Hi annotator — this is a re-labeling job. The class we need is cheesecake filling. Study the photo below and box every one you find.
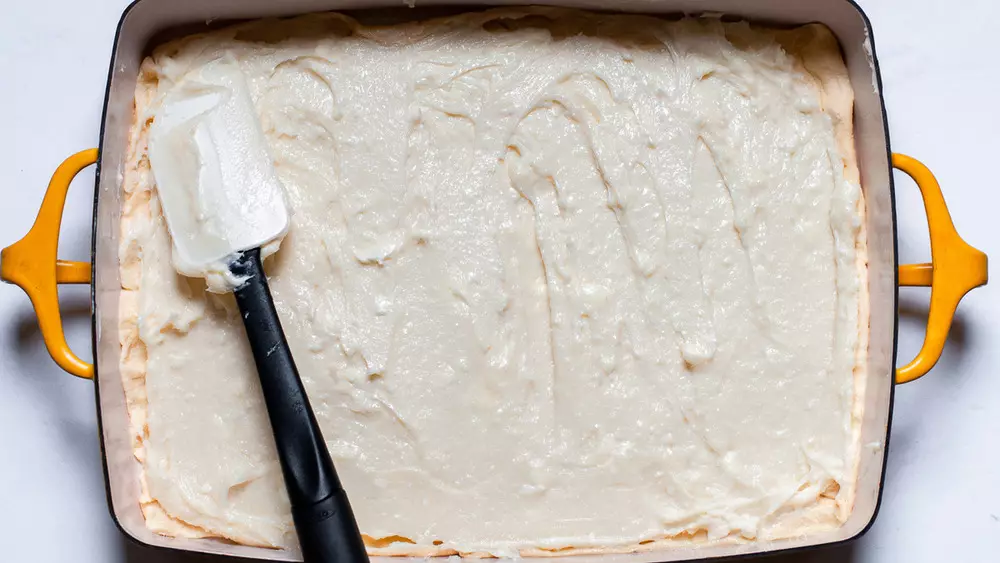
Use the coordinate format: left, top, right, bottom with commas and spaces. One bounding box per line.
120, 8, 866, 556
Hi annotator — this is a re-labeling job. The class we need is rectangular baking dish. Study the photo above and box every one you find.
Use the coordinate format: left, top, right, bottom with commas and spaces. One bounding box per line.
0, 0, 988, 561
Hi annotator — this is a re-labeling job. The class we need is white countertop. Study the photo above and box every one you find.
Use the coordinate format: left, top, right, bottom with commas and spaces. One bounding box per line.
1, 1, 997, 561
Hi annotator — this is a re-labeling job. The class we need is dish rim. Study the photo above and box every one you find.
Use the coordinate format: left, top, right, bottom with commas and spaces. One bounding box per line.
88, 0, 898, 560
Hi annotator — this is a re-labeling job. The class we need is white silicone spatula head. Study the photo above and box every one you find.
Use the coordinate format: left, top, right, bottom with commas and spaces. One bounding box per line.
147, 56, 288, 288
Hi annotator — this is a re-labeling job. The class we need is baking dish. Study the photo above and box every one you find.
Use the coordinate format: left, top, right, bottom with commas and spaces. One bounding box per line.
0, 0, 988, 561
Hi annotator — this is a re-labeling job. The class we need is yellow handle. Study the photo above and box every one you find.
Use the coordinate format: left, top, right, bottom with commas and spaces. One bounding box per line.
894, 153, 987, 384
1, 149, 97, 379
0, 149, 986, 385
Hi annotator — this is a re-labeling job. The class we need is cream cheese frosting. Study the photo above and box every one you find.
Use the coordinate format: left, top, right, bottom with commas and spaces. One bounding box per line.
119, 8, 867, 556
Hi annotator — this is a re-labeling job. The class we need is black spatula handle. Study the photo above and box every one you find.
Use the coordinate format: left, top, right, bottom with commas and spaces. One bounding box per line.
231, 248, 368, 563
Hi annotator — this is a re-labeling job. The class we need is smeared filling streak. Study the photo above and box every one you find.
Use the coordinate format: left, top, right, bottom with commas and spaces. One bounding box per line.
119, 7, 865, 556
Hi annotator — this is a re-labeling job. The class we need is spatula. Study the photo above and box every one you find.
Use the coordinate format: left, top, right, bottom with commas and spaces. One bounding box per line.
147, 57, 369, 563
